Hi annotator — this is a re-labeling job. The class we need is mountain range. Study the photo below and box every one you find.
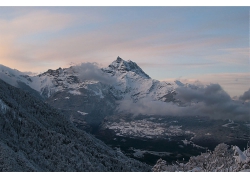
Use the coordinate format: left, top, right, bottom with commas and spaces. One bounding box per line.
1, 57, 249, 127
0, 57, 249, 171
0, 57, 181, 129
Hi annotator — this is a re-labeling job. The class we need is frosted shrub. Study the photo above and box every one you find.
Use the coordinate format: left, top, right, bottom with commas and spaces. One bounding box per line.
152, 143, 250, 172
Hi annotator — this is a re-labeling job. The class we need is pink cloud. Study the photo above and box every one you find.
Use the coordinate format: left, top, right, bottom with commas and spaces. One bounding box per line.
0, 7, 247, 90
0, 10, 75, 37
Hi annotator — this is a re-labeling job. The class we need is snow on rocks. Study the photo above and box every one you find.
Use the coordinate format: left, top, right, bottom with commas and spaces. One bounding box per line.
233, 146, 250, 164
77, 111, 88, 116
152, 143, 250, 172
0, 57, 179, 105
69, 90, 81, 95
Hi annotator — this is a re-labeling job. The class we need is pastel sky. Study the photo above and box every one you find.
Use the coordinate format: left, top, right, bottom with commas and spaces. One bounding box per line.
0, 7, 249, 97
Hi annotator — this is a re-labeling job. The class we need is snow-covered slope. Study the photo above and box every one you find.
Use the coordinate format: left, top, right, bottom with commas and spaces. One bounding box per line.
0, 64, 108, 99
103, 56, 150, 79
0, 57, 184, 130
1, 57, 248, 121
0, 64, 43, 99
0, 64, 33, 88
0, 78, 150, 172
102, 57, 178, 103
30, 67, 89, 98
0, 57, 181, 103
31, 66, 112, 99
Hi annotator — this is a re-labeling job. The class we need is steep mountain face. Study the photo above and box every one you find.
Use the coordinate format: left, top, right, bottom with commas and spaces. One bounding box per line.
0, 79, 150, 171
102, 57, 177, 103
102, 56, 150, 79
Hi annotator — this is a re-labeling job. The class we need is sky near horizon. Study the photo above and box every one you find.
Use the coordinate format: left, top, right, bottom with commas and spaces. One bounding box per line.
0, 6, 249, 97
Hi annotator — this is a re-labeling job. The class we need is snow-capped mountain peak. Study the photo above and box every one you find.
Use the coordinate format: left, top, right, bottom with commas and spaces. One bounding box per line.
0, 58, 177, 103
38, 67, 64, 77
102, 56, 150, 79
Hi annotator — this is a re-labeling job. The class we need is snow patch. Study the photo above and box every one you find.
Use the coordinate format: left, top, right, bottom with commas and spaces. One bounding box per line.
131, 148, 171, 158
222, 119, 238, 128
233, 146, 250, 164
69, 90, 81, 95
93, 89, 104, 98
182, 139, 206, 149
77, 111, 88, 116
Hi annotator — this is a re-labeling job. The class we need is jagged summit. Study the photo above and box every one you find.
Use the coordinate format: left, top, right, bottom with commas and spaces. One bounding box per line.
103, 56, 150, 79
38, 67, 64, 77
116, 56, 122, 62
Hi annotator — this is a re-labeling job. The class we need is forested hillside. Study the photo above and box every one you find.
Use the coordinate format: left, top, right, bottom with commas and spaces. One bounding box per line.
0, 79, 150, 171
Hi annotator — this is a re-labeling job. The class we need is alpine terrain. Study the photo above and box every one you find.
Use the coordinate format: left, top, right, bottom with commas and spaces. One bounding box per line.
0, 57, 249, 171
0, 78, 150, 171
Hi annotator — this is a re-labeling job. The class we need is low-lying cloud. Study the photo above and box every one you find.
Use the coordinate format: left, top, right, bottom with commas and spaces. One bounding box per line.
239, 88, 250, 102
175, 83, 231, 106
118, 83, 250, 121
72, 63, 117, 85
